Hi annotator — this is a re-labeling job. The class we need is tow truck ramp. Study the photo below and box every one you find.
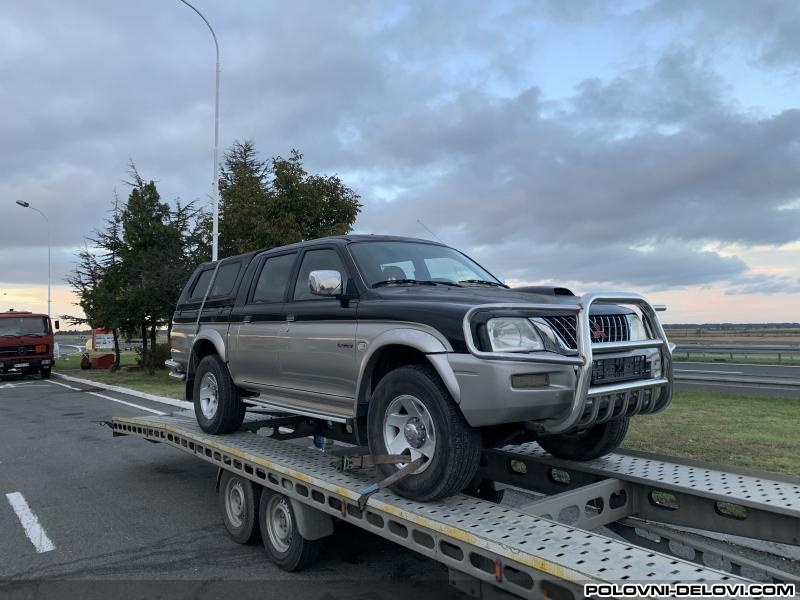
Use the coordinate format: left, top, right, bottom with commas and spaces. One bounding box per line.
110, 413, 799, 599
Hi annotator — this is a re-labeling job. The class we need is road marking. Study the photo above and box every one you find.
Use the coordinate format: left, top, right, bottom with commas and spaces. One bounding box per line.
45, 380, 81, 391
45, 380, 170, 415
0, 381, 37, 389
675, 361, 800, 369
675, 369, 744, 375
87, 391, 168, 416
5, 492, 56, 553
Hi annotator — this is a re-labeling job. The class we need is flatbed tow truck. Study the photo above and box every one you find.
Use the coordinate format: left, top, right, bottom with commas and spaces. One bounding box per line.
109, 411, 799, 599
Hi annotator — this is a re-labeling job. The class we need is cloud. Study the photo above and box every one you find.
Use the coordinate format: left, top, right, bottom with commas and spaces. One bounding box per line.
725, 273, 800, 296
0, 0, 798, 318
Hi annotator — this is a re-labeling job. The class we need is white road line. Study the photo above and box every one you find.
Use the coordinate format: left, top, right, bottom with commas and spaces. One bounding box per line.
5, 492, 56, 553
45, 380, 81, 391
46, 380, 168, 415
87, 391, 168, 415
677, 381, 800, 392
675, 369, 744, 375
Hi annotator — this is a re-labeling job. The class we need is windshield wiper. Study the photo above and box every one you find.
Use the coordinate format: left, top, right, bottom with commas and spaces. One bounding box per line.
372, 279, 438, 288
459, 279, 509, 288
24, 333, 45, 337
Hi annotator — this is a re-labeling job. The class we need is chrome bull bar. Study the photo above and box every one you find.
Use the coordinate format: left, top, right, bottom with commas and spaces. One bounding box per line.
461, 292, 674, 434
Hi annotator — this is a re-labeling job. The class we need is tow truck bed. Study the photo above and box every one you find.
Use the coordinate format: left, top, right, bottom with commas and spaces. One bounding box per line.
110, 412, 800, 599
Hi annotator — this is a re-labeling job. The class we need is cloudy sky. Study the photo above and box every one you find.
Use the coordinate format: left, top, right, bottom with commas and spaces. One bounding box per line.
1, 0, 799, 323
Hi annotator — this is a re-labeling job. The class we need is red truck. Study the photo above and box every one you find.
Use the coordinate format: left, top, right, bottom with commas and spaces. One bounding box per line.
0, 310, 58, 379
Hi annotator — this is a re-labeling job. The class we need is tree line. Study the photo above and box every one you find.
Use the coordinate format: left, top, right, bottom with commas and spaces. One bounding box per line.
66, 141, 361, 373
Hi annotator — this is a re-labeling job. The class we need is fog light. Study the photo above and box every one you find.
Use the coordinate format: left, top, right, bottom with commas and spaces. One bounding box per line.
511, 373, 549, 389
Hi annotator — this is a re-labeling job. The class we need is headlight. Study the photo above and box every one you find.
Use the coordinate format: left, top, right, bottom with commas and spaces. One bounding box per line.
486, 318, 544, 352
626, 314, 648, 341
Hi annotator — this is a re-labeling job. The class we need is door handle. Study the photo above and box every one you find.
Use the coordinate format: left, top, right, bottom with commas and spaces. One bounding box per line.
286, 315, 296, 323
242, 315, 252, 323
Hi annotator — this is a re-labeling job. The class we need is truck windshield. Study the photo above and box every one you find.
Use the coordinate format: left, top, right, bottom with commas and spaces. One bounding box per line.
0, 316, 49, 336
349, 241, 503, 288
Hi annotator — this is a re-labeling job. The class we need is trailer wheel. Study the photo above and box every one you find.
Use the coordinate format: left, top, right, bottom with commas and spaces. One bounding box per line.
367, 365, 482, 502
259, 491, 323, 572
219, 471, 261, 544
537, 416, 630, 461
40, 367, 51, 379
193, 355, 245, 434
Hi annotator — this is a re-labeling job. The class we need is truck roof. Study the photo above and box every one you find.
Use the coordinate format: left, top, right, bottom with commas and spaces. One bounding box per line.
0, 311, 47, 318
196, 234, 445, 269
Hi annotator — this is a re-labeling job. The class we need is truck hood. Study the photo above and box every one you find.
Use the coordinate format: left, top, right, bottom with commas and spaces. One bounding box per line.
370, 285, 633, 315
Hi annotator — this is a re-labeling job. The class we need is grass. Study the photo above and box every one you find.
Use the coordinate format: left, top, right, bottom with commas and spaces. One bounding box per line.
55, 350, 184, 399
667, 327, 800, 346
57, 367, 184, 399
624, 389, 800, 476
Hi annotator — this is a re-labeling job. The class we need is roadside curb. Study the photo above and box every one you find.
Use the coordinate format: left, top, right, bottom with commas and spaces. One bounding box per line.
53, 371, 193, 411
675, 373, 800, 388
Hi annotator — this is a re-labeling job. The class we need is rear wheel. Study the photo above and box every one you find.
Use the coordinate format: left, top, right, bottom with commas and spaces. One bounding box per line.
193, 355, 245, 434
367, 365, 482, 502
40, 367, 51, 379
259, 491, 323, 571
537, 417, 629, 461
219, 471, 261, 544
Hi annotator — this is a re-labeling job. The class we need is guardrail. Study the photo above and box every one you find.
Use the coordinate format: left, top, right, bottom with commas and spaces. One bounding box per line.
674, 343, 800, 363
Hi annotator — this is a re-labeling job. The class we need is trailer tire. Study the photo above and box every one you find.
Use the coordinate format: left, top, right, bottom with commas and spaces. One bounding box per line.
219, 471, 261, 544
537, 416, 630, 461
40, 367, 51, 379
193, 355, 245, 434
259, 491, 323, 572
367, 365, 482, 502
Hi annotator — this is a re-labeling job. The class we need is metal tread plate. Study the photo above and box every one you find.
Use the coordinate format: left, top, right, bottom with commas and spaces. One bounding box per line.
112, 413, 750, 590
495, 444, 800, 517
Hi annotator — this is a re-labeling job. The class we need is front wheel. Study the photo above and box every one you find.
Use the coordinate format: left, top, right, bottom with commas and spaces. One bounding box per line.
193, 355, 245, 434
367, 365, 482, 502
537, 416, 629, 461
40, 367, 52, 379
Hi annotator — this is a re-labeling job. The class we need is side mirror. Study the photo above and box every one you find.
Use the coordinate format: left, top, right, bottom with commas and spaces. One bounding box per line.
309, 270, 342, 297
54, 319, 60, 330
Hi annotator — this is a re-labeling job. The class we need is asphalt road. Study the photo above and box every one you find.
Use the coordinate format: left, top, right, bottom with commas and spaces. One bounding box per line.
0, 376, 461, 600
673, 361, 800, 398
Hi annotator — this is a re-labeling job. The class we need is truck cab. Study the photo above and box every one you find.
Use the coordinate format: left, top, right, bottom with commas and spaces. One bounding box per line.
0, 310, 56, 379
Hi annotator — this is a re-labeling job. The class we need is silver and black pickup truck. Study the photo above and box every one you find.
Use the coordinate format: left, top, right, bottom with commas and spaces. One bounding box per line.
167, 235, 674, 501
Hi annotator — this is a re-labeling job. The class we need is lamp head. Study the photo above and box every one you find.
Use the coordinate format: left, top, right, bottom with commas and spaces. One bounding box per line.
15, 200, 30, 208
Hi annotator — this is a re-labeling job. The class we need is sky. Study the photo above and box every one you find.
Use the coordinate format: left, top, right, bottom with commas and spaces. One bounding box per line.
1, 0, 799, 324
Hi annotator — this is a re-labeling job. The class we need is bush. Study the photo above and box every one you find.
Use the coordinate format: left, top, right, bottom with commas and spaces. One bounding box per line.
135, 343, 172, 370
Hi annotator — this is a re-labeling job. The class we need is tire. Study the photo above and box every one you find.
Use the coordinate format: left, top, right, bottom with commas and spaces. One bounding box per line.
40, 367, 51, 379
537, 417, 630, 461
219, 471, 261, 544
193, 355, 245, 434
366, 365, 482, 502
259, 491, 323, 572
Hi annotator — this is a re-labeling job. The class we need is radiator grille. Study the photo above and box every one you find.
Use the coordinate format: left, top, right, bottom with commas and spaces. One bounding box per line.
543, 315, 630, 349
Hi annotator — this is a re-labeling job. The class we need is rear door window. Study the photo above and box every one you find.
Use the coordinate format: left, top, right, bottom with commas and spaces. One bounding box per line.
252, 253, 297, 303
210, 262, 241, 297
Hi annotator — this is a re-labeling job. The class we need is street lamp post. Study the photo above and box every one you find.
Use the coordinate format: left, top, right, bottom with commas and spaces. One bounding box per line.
15, 200, 51, 317
178, 0, 220, 262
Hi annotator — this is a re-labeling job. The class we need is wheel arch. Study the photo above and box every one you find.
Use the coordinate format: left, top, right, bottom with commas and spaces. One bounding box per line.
185, 333, 226, 401
355, 329, 460, 411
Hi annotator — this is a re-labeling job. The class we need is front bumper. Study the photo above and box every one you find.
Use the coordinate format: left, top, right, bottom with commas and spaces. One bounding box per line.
2, 357, 51, 374
459, 292, 673, 434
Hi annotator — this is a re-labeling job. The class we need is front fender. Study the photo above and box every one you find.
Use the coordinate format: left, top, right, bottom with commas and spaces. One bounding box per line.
355, 326, 460, 407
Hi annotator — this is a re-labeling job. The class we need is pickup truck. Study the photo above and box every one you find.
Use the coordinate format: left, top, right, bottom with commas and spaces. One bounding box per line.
167, 235, 673, 501
0, 310, 56, 378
